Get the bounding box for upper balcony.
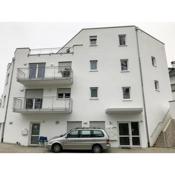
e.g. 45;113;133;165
17;66;73;86
13;96;72;114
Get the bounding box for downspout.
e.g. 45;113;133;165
135;27;150;147
1;57;15;142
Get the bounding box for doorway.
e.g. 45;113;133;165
30;123;40;145
118;122;140;147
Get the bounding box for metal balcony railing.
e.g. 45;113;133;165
29;47;74;55
17;66;73;85
13;96;72;114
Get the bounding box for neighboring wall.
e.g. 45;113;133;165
137;29;172;146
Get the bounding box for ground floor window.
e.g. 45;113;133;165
89;121;105;129
67;121;82;132
118;122;140;147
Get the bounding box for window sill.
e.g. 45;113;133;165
90;98;99;100
121;70;130;73
119;45;127;47
89;70;98;72
122;99;132;102
89;44;97;47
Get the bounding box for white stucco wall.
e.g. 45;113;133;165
137;29;172;146
1;26;171;148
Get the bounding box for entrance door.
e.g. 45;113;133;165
118;122;140;147
30;123;40;145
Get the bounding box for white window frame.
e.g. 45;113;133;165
154;80;160;91
89;35;97;46
90;87;98;99
57;88;71;99
120;59;129;72
118;34;126;46
90;60;98;71
118;121;141;147
151;56;157;67
122;87;131;100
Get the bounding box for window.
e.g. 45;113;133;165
80;130;91;138
67;130;79;138
122;87;131;99
90;60;98;71
119;34;126;46
92;130;104;137
90;87;98;98
57;88;71;98
29;63;45;79
89;36;97;46
171;84;175;92
121;59;128;71
154;80;159;91
25;89;43;109
151;56;157;67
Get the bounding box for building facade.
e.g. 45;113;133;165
0;26;172;148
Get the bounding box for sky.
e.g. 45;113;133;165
0;22;175;95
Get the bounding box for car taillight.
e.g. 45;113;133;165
106;139;110;144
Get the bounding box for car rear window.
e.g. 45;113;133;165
92;130;104;137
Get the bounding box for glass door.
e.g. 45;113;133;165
118;122;140;147
29;63;37;79
37;63;45;79
31;123;40;145
29;63;45;79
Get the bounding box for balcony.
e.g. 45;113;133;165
17;66;73;86
13;96;72;114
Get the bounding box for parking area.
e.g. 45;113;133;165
1;143;175;153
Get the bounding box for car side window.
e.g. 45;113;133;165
67;130;79;138
80;130;91;138
92;130;104;137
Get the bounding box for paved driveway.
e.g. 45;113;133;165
1;143;175;153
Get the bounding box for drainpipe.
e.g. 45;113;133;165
135;27;150;147
1;57;15;142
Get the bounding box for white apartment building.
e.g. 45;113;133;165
0;26;172;148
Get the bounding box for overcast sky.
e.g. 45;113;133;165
0;22;175;95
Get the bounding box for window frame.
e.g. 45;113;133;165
118;34;126;46
90;60;98;71
122;87;131;100
89;35;97;46
118;121;141;147
90;87;98;99
151;56;157;67
154;80;160;91
57;88;71;99
120;59;129;72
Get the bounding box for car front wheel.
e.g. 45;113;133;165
52;143;62;153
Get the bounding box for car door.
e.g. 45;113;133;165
78;130;92;150
63;130;81;150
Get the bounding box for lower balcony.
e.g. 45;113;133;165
13;97;72;114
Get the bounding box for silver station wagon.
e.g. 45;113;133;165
47;128;110;153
